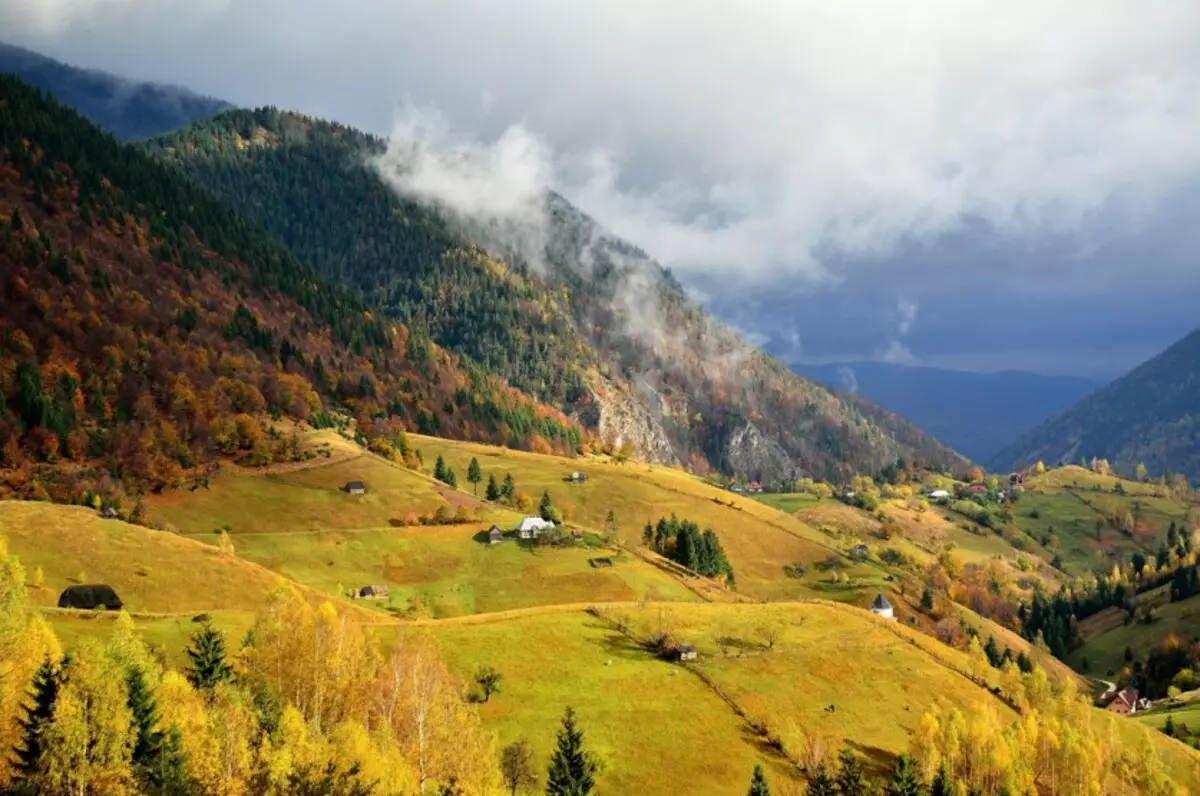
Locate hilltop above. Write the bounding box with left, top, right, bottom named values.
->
left=146, top=108, right=966, bottom=483
left=991, top=328, right=1200, bottom=480
left=0, top=75, right=583, bottom=499
left=0, top=41, right=230, bottom=140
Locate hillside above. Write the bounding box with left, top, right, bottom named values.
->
left=796, top=361, right=1099, bottom=462
left=0, top=42, right=230, bottom=140
left=0, top=75, right=585, bottom=498
left=146, top=108, right=967, bottom=483
left=991, top=329, right=1200, bottom=480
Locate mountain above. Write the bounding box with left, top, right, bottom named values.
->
left=990, top=329, right=1200, bottom=479
left=0, top=75, right=583, bottom=498
left=0, top=41, right=230, bottom=140
left=146, top=107, right=967, bottom=482
left=794, top=361, right=1099, bottom=463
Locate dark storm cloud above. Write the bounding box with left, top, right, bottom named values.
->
left=8, top=0, right=1200, bottom=373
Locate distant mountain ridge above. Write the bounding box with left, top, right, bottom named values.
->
left=146, top=106, right=968, bottom=481
left=0, top=41, right=230, bottom=140
left=794, top=361, right=1099, bottom=463
left=989, top=329, right=1200, bottom=479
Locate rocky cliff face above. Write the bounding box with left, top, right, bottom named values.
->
left=723, top=421, right=798, bottom=485
left=572, top=377, right=679, bottom=465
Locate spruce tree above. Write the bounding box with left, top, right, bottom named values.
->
left=885, top=754, right=926, bottom=796
left=929, top=766, right=951, bottom=796
left=127, top=666, right=191, bottom=794
left=185, top=620, right=232, bottom=692
left=13, top=658, right=60, bottom=778
left=835, top=749, right=868, bottom=796
left=433, top=455, right=447, bottom=482
left=747, top=763, right=771, bottom=796
left=805, top=763, right=837, bottom=796
left=486, top=474, right=501, bottom=502
left=546, top=707, right=597, bottom=796
left=502, top=473, right=516, bottom=500
left=920, top=586, right=934, bottom=612
left=468, top=457, right=483, bottom=495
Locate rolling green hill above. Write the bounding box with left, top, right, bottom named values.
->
left=146, top=108, right=967, bottom=483
left=991, top=329, right=1200, bottom=480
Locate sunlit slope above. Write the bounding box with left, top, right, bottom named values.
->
left=411, top=435, right=886, bottom=600
left=0, top=501, right=363, bottom=617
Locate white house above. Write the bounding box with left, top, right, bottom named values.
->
left=869, top=593, right=895, bottom=620
left=927, top=489, right=950, bottom=502
left=517, top=516, right=555, bottom=539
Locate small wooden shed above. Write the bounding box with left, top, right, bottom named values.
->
left=344, top=481, right=367, bottom=495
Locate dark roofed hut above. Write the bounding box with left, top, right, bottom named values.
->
left=344, top=481, right=367, bottom=495
left=58, top=584, right=124, bottom=611
left=358, top=584, right=389, bottom=599
left=488, top=525, right=505, bottom=545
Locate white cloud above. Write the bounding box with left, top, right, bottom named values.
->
left=13, top=0, right=1200, bottom=292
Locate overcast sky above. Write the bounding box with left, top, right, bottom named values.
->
left=6, top=0, right=1200, bottom=378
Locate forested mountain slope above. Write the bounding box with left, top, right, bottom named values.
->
left=0, top=77, right=583, bottom=498
left=0, top=42, right=230, bottom=140
left=991, top=329, right=1200, bottom=479
left=148, top=108, right=967, bottom=481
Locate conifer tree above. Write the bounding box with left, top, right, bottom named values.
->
left=539, top=490, right=559, bottom=523
left=546, top=707, right=597, bottom=796
left=835, top=748, right=868, bottom=796
left=885, top=754, right=926, bottom=796
left=127, top=666, right=190, bottom=794
left=486, top=474, right=501, bottom=502
left=747, top=763, right=771, bottom=796
left=805, top=763, right=837, bottom=795
left=13, top=657, right=60, bottom=779
left=468, top=457, right=482, bottom=495
left=502, top=472, right=516, bottom=500
left=433, top=455, right=447, bottom=482
left=185, top=620, right=232, bottom=692
left=929, top=766, right=951, bottom=796
left=920, top=586, right=934, bottom=612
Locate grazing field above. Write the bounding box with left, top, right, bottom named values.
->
left=431, top=602, right=1003, bottom=794
left=387, top=436, right=887, bottom=601
left=751, top=492, right=828, bottom=513
left=221, top=525, right=698, bottom=618
left=1067, top=595, right=1200, bottom=676
left=1135, top=700, right=1200, bottom=748
left=0, top=502, right=310, bottom=615
left=41, top=609, right=257, bottom=669
left=147, top=453, right=514, bottom=536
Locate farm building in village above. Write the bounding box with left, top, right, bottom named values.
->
left=358, top=584, right=389, bottom=600
left=517, top=516, right=555, bottom=539
left=869, top=593, right=895, bottom=620
left=343, top=480, right=367, bottom=495
left=488, top=525, right=505, bottom=545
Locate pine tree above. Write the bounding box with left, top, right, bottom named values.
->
left=805, top=763, right=837, bottom=795
left=929, top=766, right=951, bottom=796
left=603, top=510, right=619, bottom=540
left=546, top=707, right=597, bottom=796
left=486, top=474, right=501, bottom=502
left=127, top=666, right=191, bottom=794
left=468, top=457, right=482, bottom=495
left=13, top=657, right=60, bottom=778
left=920, top=586, right=934, bottom=612
left=433, top=455, right=447, bottom=482
left=539, top=490, right=556, bottom=522
left=1163, top=715, right=1176, bottom=737
left=885, top=754, right=926, bottom=796
left=185, top=619, right=232, bottom=692
left=747, top=763, right=771, bottom=796
left=502, top=473, right=516, bottom=500
left=835, top=749, right=868, bottom=796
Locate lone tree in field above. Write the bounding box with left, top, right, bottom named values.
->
left=747, top=763, right=771, bottom=796
left=920, top=586, right=934, bottom=612
left=502, top=472, right=516, bottom=501
left=434, top=455, right=447, bottom=481
left=500, top=738, right=538, bottom=795
left=186, top=619, right=232, bottom=692
left=468, top=457, right=483, bottom=495
left=486, top=474, right=501, bottom=501
left=474, top=665, right=503, bottom=702
left=546, top=707, right=597, bottom=796
left=539, top=490, right=562, bottom=523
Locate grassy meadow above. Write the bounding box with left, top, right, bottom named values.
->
left=1066, top=594, right=1200, bottom=676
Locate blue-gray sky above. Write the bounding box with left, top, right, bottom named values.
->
left=6, top=0, right=1200, bottom=378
